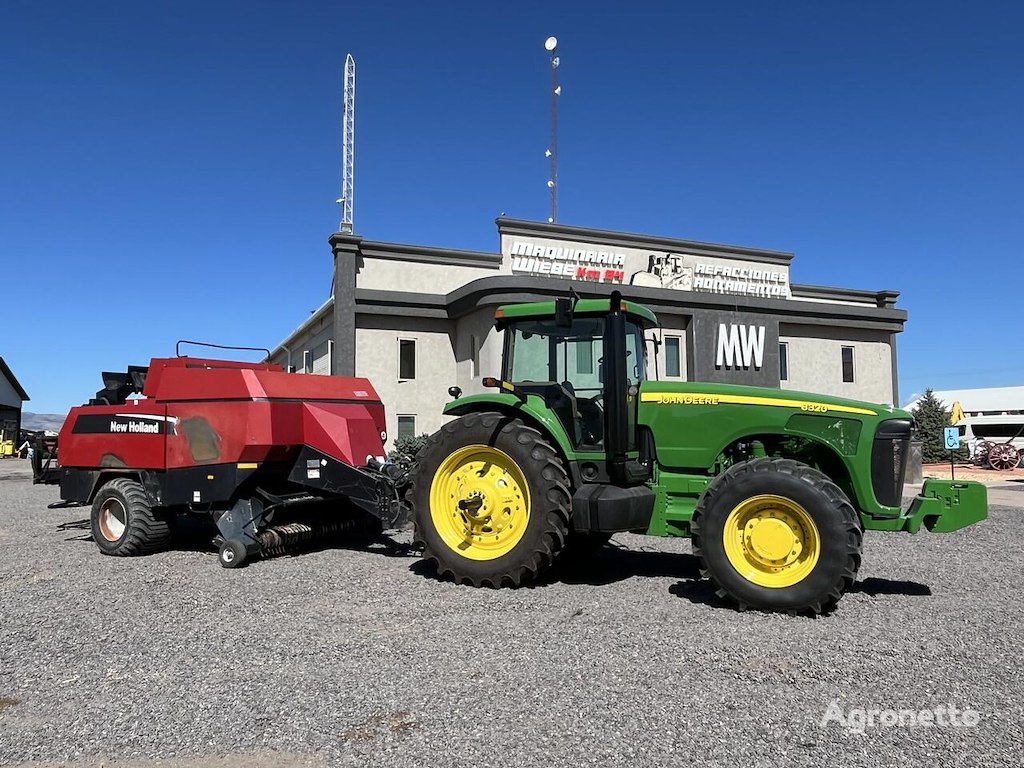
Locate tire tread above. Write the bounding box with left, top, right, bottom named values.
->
left=691, top=457, right=863, bottom=615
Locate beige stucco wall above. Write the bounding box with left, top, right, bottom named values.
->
left=779, top=324, right=893, bottom=405
left=356, top=258, right=498, bottom=293
left=355, top=316, right=456, bottom=448
left=452, top=308, right=502, bottom=397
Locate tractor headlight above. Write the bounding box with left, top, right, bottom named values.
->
left=871, top=419, right=913, bottom=508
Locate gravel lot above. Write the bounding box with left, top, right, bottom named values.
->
left=1, top=459, right=1021, bottom=767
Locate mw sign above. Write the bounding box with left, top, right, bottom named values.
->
left=716, top=324, right=764, bottom=370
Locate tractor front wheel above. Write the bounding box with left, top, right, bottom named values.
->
left=410, top=412, right=571, bottom=587
left=691, top=458, right=862, bottom=615
left=91, top=477, right=173, bottom=556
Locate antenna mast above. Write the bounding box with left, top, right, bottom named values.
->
left=544, top=36, right=560, bottom=223
left=338, top=54, right=356, bottom=233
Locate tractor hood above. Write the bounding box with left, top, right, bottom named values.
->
left=637, top=381, right=909, bottom=421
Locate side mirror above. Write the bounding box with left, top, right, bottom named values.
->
left=555, top=297, right=573, bottom=328
left=448, top=386, right=462, bottom=399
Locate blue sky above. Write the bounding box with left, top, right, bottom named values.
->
left=2, top=0, right=1021, bottom=413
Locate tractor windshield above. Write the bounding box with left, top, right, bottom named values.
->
left=503, top=316, right=646, bottom=450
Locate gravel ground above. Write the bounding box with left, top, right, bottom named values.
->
left=1, top=459, right=1021, bottom=767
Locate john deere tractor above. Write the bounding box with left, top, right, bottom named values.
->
left=409, top=293, right=987, bottom=614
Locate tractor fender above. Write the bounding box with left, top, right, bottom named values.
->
left=442, top=394, right=578, bottom=482
left=708, top=431, right=863, bottom=514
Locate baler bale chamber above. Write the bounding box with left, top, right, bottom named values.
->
left=57, top=355, right=408, bottom=567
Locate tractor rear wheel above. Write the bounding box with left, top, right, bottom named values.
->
left=410, top=412, right=571, bottom=587
left=691, top=457, right=862, bottom=615
left=91, top=477, right=173, bottom=556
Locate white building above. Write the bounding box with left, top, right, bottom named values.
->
left=903, top=387, right=1024, bottom=416
left=269, top=218, right=907, bottom=448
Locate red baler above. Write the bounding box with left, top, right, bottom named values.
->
left=58, top=356, right=406, bottom=567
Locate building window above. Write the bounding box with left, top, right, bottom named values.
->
left=779, top=342, right=789, bottom=382
left=576, top=339, right=594, bottom=375
left=302, top=350, right=312, bottom=374
left=841, top=346, right=855, bottom=383
left=399, top=339, right=416, bottom=380
left=665, top=336, right=681, bottom=378
left=397, top=414, right=416, bottom=440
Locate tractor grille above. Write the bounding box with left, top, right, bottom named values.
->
left=871, top=419, right=913, bottom=508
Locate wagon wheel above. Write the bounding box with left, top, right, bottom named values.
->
left=973, top=440, right=994, bottom=465
left=987, top=442, right=1020, bottom=471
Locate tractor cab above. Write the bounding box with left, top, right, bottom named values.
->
left=492, top=293, right=657, bottom=484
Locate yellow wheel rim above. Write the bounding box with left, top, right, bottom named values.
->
left=429, top=444, right=530, bottom=561
left=722, top=494, right=820, bottom=588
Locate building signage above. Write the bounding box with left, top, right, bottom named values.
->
left=716, top=324, right=765, bottom=370
left=507, top=241, right=626, bottom=284
left=503, top=236, right=790, bottom=298
left=631, top=255, right=788, bottom=298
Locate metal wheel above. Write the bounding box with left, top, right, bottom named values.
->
left=429, top=444, right=530, bottom=561
left=988, top=443, right=1020, bottom=471
left=97, top=497, right=128, bottom=542
left=722, top=494, right=821, bottom=588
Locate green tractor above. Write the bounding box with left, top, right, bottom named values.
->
left=409, top=293, right=987, bottom=614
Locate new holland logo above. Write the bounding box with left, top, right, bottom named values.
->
left=72, top=413, right=178, bottom=435
left=716, top=324, right=765, bottom=370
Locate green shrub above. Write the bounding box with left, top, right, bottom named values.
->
left=911, top=389, right=968, bottom=463
left=388, top=433, right=431, bottom=471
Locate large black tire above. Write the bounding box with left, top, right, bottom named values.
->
left=90, top=478, right=173, bottom=556
left=410, top=412, right=571, bottom=588
left=691, top=457, right=862, bottom=615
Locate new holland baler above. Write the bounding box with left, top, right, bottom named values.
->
left=57, top=355, right=406, bottom=567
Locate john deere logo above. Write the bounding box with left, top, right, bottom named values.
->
left=716, top=324, right=765, bottom=370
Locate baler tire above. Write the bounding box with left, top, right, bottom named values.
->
left=90, top=477, right=172, bottom=557
left=410, top=412, right=571, bottom=588
left=218, top=539, right=248, bottom=568
left=691, top=457, right=862, bottom=616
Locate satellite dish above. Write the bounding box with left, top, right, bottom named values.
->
left=544, top=36, right=558, bottom=51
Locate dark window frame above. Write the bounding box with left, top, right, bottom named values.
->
left=841, top=346, right=855, bottom=383
left=779, top=341, right=789, bottom=382
left=399, top=338, right=416, bottom=380
left=397, top=414, right=416, bottom=440
left=665, top=335, right=681, bottom=378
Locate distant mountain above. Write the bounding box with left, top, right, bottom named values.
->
left=21, top=412, right=66, bottom=432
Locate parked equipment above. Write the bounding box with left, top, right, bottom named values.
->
left=31, top=432, right=60, bottom=483
left=958, top=415, right=1024, bottom=470
left=409, top=292, right=989, bottom=614
left=54, top=294, right=989, bottom=615
left=57, top=355, right=406, bottom=567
